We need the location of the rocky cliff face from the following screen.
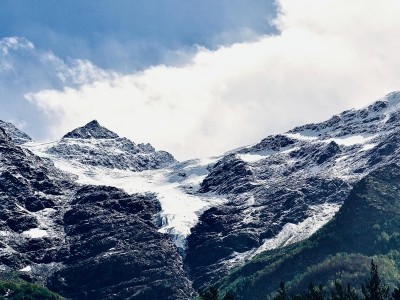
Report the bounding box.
[0,126,75,279]
[0,127,194,299]
[184,91,400,288]
[48,186,193,300]
[217,163,400,300]
[45,120,176,172]
[0,120,32,144]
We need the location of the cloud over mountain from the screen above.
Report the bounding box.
[5,0,400,159]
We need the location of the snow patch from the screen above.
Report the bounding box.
[325,135,376,146]
[285,132,319,141]
[224,203,340,268]
[19,265,32,272]
[238,153,271,163]
[23,142,226,250]
[0,231,9,237]
[254,203,340,255]
[22,228,48,239]
[359,143,377,152]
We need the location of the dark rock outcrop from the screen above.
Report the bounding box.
[0,120,32,144]
[49,186,193,300]
[0,126,194,299]
[63,120,119,139]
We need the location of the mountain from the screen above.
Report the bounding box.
[0,120,32,144]
[184,91,400,289]
[216,163,400,299]
[63,120,119,139]
[0,127,194,299]
[3,91,400,298]
[24,121,225,252]
[42,120,176,172]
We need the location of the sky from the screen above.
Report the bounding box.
[1,1,400,160]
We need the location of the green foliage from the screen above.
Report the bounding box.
[199,286,219,300]
[361,260,390,300]
[273,281,289,300]
[298,282,325,300]
[330,282,359,300]
[216,165,400,300]
[0,280,63,300]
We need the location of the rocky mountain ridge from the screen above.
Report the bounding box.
[2,91,400,298]
[185,91,400,288]
[217,163,400,299]
[0,127,194,299]
[42,120,176,172]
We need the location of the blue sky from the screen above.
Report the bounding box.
[0,0,276,71]
[1,1,400,159]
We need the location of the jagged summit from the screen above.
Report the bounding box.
[185,91,400,288]
[0,120,32,144]
[62,120,119,139]
[288,91,400,139]
[0,120,194,299]
[32,119,177,171]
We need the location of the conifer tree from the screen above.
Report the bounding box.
[331,281,345,300]
[273,281,289,300]
[361,260,390,300]
[343,284,359,300]
[392,287,400,300]
[299,282,324,300]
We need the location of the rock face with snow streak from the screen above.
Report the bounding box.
[0,127,194,299]
[184,91,400,288]
[47,120,176,171]
[0,126,75,277]
[48,186,193,300]
[0,120,32,144]
[4,91,400,297]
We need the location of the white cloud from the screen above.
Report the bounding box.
[27,0,400,160]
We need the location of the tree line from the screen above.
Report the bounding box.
[199,260,400,300]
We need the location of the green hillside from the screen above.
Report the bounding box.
[216,164,400,299]
[0,279,63,300]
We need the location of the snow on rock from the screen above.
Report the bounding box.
[185,91,400,288]
[19,265,32,272]
[24,143,226,250]
[254,203,340,255]
[0,120,32,144]
[325,134,376,146]
[22,228,48,239]
[223,203,340,269]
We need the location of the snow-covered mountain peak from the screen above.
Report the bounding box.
[0,120,32,144]
[25,120,177,172]
[282,92,400,143]
[63,119,119,139]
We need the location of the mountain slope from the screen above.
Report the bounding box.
[48,186,193,299]
[217,163,400,299]
[0,127,194,299]
[24,122,226,251]
[185,91,400,288]
[0,120,32,144]
[14,91,400,296]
